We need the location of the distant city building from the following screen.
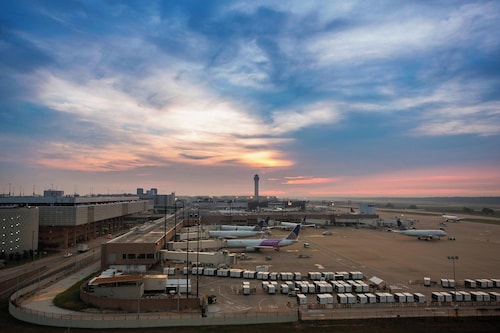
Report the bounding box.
[153,192,176,212]
[136,188,144,196]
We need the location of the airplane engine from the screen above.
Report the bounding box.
[245,247,257,252]
[431,235,439,240]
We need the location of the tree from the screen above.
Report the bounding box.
[463,207,474,214]
[481,208,495,215]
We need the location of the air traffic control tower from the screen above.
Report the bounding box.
[254,174,260,199]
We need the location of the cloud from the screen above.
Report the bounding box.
[16,64,323,171]
[1,1,499,197]
[283,176,337,185]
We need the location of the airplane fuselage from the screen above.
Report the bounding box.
[442,214,461,222]
[396,229,447,240]
[209,230,263,239]
[220,225,258,231]
[225,238,297,250]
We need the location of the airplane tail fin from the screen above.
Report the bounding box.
[255,220,265,231]
[396,218,406,230]
[286,224,301,240]
[301,215,307,225]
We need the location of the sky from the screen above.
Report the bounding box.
[1,0,500,199]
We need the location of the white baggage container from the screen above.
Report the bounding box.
[217,268,229,277]
[404,292,414,303]
[471,291,483,301]
[395,293,407,303]
[297,294,307,305]
[489,291,500,301]
[337,293,347,304]
[414,293,426,303]
[423,277,431,286]
[280,272,293,281]
[243,270,256,279]
[441,292,452,302]
[230,269,243,278]
[479,291,490,301]
[268,284,276,294]
[464,279,476,288]
[375,292,387,303]
[432,291,444,302]
[262,281,270,290]
[365,293,377,303]
[357,294,368,304]
[281,284,289,294]
[460,291,472,301]
[203,267,217,276]
[345,293,356,304]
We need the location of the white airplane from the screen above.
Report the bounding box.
[224,224,301,251]
[442,214,462,222]
[391,219,447,240]
[209,220,265,239]
[220,217,269,231]
[273,216,315,230]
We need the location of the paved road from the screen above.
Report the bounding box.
[20,262,100,314]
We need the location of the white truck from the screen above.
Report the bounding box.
[77,244,89,252]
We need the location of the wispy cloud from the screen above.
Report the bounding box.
[1,0,499,196]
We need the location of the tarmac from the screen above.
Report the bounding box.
[13,209,500,321]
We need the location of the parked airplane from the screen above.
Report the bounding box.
[220,217,270,231]
[350,207,360,215]
[442,214,462,222]
[209,220,265,239]
[224,224,301,251]
[391,219,447,240]
[273,216,315,230]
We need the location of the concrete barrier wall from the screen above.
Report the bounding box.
[9,301,297,328]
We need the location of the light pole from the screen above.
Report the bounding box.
[186,211,191,299]
[164,200,167,249]
[174,200,177,241]
[196,211,200,298]
[447,256,458,289]
[447,255,459,313]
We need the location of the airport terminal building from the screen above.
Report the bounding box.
[0,205,39,256]
[0,190,149,252]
